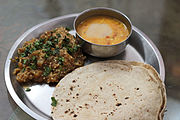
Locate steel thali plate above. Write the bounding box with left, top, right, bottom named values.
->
left=4, top=14, right=165, bottom=120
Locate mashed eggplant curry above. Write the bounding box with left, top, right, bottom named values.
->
left=12, top=27, right=86, bottom=83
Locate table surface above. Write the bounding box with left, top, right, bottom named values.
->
left=1, top=0, right=180, bottom=120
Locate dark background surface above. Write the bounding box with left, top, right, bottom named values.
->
left=0, top=0, right=180, bottom=119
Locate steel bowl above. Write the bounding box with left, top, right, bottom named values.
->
left=74, top=7, right=132, bottom=58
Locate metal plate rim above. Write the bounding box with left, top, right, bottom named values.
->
left=4, top=13, right=165, bottom=120
left=131, top=26, right=165, bottom=81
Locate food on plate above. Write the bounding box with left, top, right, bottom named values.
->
left=51, top=60, right=166, bottom=120
left=77, top=16, right=129, bottom=45
left=12, top=27, right=86, bottom=83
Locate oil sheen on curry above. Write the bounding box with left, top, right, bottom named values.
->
left=77, top=16, right=129, bottom=45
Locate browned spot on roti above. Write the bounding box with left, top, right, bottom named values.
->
left=73, top=114, right=77, bottom=117
left=72, top=80, right=76, bottom=83
left=116, top=103, right=122, bottom=106
left=64, top=110, right=69, bottom=114
left=70, top=86, right=73, bottom=91
left=125, top=97, right=129, bottom=99
left=93, top=95, right=98, bottom=99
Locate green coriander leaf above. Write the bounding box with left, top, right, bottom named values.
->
left=31, top=56, right=36, bottom=61
left=34, top=40, right=42, bottom=50
left=43, top=44, right=48, bottom=49
left=29, top=47, right=37, bottom=54
left=59, top=57, right=64, bottom=62
left=54, top=47, right=60, bottom=54
left=73, top=44, right=81, bottom=52
left=44, top=54, right=49, bottom=59
left=56, top=33, right=61, bottom=38
left=42, top=48, right=48, bottom=52
left=59, top=66, right=62, bottom=70
left=25, top=87, right=31, bottom=92
left=39, top=38, right=45, bottom=42
left=63, top=36, right=70, bottom=43
left=67, top=47, right=73, bottom=54
left=21, top=67, right=26, bottom=72
left=46, top=41, right=52, bottom=46
left=54, top=38, right=59, bottom=43
left=21, top=53, right=26, bottom=57
left=52, top=50, right=56, bottom=55
left=43, top=66, right=51, bottom=76
left=51, top=97, right=57, bottom=107
left=58, top=57, right=64, bottom=65
left=23, top=59, right=28, bottom=64
left=49, top=36, right=54, bottom=41
left=65, top=27, right=70, bottom=31
left=34, top=40, right=40, bottom=46
left=30, top=63, right=37, bottom=70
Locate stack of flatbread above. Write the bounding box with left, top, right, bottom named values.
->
left=51, top=60, right=166, bottom=120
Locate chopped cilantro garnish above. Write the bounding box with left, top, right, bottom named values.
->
left=43, top=66, right=51, bottom=76
left=34, top=40, right=40, bottom=46
left=24, top=45, right=31, bottom=54
left=59, top=66, right=63, bottom=70
left=44, top=40, right=55, bottom=48
left=23, top=59, right=28, bottom=64
left=58, top=56, right=64, bottom=65
left=42, top=48, right=49, bottom=52
left=54, top=38, right=59, bottom=43
left=53, top=47, right=60, bottom=55
left=73, top=44, right=81, bottom=52
left=61, top=42, right=66, bottom=48
left=25, top=87, right=31, bottom=92
left=44, top=53, right=49, bottom=59
left=24, top=44, right=37, bottom=54
left=29, top=47, right=37, bottom=54
left=51, top=97, right=57, bottom=107
left=20, top=53, right=26, bottom=57
left=65, top=27, right=70, bottom=31
left=63, top=36, right=70, bottom=43
left=43, top=43, right=49, bottom=48
left=42, top=46, right=52, bottom=56
left=56, top=33, right=61, bottom=38
left=67, top=47, right=73, bottom=54
left=46, top=41, right=53, bottom=46
left=48, top=36, right=53, bottom=41
left=30, top=63, right=37, bottom=70
left=21, top=67, right=26, bottom=72
left=34, top=40, right=43, bottom=50
left=31, top=56, right=36, bottom=61
left=39, top=38, right=45, bottom=42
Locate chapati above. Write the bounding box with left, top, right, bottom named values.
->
left=51, top=60, right=166, bottom=120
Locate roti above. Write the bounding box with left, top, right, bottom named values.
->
left=51, top=60, right=166, bottom=120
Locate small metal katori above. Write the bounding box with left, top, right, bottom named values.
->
left=74, top=7, right=132, bottom=58
left=4, top=13, right=165, bottom=119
